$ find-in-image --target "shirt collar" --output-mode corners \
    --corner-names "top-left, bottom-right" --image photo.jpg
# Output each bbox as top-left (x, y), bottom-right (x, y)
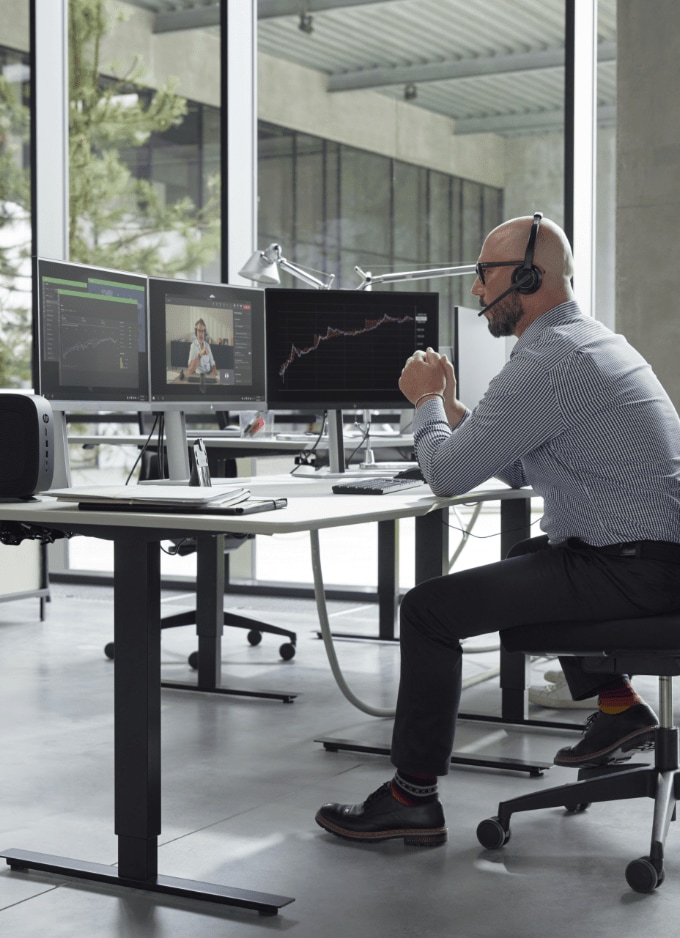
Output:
top-left (512, 300), bottom-right (583, 354)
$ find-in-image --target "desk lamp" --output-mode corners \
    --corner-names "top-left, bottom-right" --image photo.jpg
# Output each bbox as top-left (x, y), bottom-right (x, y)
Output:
top-left (354, 262), bottom-right (476, 290)
top-left (239, 242), bottom-right (335, 290)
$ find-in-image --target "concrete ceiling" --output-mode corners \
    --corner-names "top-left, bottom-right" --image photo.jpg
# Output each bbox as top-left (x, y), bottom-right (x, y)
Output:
top-left (126, 0), bottom-right (616, 137)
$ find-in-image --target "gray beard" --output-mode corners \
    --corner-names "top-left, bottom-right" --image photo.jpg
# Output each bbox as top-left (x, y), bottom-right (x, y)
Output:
top-left (485, 293), bottom-right (525, 337)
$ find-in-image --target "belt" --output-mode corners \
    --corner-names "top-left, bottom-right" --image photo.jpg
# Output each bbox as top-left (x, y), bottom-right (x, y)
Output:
top-left (572, 538), bottom-right (680, 564)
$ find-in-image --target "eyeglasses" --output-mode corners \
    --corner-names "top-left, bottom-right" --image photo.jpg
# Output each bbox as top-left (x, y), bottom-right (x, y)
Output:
top-left (475, 260), bottom-right (524, 285)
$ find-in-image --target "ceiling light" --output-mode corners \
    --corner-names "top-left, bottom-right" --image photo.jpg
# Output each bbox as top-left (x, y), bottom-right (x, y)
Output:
top-left (299, 12), bottom-right (313, 34)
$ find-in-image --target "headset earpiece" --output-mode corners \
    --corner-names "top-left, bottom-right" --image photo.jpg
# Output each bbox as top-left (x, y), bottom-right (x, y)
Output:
top-left (512, 264), bottom-right (542, 294)
top-left (512, 212), bottom-right (543, 295)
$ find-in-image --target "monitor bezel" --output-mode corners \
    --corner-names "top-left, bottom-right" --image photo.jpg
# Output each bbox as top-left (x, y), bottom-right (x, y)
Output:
top-left (148, 277), bottom-right (267, 414)
top-left (264, 287), bottom-right (440, 411)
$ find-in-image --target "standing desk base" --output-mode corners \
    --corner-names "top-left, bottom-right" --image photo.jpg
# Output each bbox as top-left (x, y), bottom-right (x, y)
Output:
top-left (161, 680), bottom-right (297, 702)
top-left (1, 849), bottom-right (294, 915)
top-left (314, 737), bottom-right (551, 777)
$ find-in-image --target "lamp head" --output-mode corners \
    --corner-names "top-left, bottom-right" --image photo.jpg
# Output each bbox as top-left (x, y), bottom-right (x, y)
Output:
top-left (238, 243), bottom-right (282, 285)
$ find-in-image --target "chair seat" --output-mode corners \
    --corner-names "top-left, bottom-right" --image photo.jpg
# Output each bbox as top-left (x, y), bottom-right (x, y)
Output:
top-left (502, 613), bottom-right (680, 674)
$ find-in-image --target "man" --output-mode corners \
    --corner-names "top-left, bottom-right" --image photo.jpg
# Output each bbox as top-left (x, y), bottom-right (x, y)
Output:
top-left (187, 318), bottom-right (217, 377)
top-left (315, 214), bottom-right (680, 846)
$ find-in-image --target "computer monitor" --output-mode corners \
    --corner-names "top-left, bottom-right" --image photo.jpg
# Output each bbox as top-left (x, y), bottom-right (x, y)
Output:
top-left (452, 305), bottom-right (513, 409)
top-left (35, 257), bottom-right (150, 411)
top-left (148, 277), bottom-right (266, 413)
top-left (264, 288), bottom-right (439, 410)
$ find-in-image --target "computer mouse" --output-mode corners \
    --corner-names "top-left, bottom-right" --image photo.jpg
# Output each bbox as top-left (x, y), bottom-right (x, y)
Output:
top-left (394, 466), bottom-right (425, 481)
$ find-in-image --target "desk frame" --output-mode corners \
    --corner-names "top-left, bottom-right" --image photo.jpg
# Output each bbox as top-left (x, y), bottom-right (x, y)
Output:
top-left (1, 517), bottom-right (294, 915)
top-left (0, 489), bottom-right (438, 913)
top-left (315, 495), bottom-right (555, 776)
top-left (0, 486), bottom-right (558, 912)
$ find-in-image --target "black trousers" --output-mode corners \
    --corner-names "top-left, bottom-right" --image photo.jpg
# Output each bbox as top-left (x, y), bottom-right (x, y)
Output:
top-left (391, 535), bottom-right (680, 776)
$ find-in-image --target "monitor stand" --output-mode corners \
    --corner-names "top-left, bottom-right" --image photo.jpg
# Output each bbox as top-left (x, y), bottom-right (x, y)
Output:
top-left (359, 409), bottom-right (375, 469)
top-left (327, 409), bottom-right (345, 474)
top-left (163, 410), bottom-right (191, 481)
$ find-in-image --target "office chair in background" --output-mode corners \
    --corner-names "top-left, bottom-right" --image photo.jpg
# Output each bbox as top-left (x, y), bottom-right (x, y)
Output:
top-left (103, 413), bottom-right (296, 666)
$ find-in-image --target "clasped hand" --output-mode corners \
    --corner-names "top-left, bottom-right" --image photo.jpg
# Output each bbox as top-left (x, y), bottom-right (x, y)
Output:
top-left (399, 347), bottom-right (449, 404)
top-left (399, 347), bottom-right (465, 428)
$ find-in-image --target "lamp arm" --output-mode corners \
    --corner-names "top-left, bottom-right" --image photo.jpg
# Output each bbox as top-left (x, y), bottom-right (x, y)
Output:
top-left (278, 256), bottom-right (335, 290)
top-left (354, 263), bottom-right (476, 291)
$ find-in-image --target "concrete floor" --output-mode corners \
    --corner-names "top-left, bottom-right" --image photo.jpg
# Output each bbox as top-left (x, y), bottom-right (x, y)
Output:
top-left (0, 577), bottom-right (677, 938)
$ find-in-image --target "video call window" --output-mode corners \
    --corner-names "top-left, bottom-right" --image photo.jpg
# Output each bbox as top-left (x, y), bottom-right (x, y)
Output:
top-left (148, 278), bottom-right (266, 408)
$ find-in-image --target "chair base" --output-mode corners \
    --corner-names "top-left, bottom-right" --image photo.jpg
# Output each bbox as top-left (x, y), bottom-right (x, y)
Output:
top-left (104, 610), bottom-right (297, 663)
top-left (162, 609), bottom-right (297, 661)
top-left (477, 726), bottom-right (680, 893)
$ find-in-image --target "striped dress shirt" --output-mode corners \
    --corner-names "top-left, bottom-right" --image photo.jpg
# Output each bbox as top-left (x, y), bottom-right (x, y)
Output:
top-left (413, 301), bottom-right (680, 546)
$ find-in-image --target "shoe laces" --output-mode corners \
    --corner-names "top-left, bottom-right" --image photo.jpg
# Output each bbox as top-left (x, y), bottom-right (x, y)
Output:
top-left (364, 782), bottom-right (392, 805)
top-left (580, 710), bottom-right (600, 735)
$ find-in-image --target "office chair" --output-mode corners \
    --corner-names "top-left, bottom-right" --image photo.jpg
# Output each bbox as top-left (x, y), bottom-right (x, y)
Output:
top-left (104, 414), bottom-right (296, 665)
top-left (476, 614), bottom-right (680, 893)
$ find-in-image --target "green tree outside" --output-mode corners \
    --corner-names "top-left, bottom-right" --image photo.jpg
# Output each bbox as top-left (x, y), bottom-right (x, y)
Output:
top-left (0, 0), bottom-right (221, 388)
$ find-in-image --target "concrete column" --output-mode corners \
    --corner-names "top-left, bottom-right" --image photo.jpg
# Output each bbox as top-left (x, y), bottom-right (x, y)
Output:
top-left (617, 1), bottom-right (680, 407)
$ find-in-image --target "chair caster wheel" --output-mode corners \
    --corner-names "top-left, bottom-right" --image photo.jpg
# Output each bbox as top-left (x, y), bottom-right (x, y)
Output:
top-left (188, 651), bottom-right (198, 670)
top-left (564, 802), bottom-right (590, 813)
top-left (104, 642), bottom-right (115, 660)
top-left (279, 642), bottom-right (296, 660)
top-left (476, 817), bottom-right (511, 849)
top-left (625, 856), bottom-right (665, 892)
top-left (247, 629), bottom-right (263, 646)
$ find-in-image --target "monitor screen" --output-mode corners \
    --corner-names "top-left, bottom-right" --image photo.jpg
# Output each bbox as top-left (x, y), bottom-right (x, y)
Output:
top-left (264, 288), bottom-right (439, 410)
top-left (148, 277), bottom-right (266, 412)
top-left (35, 258), bottom-right (150, 409)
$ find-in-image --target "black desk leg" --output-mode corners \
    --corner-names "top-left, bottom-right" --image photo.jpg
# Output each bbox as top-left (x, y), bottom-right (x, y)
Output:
top-left (161, 535), bottom-right (297, 702)
top-left (499, 498), bottom-right (532, 723)
top-left (2, 535), bottom-right (294, 914)
top-left (459, 496), bottom-right (580, 733)
top-left (377, 520), bottom-right (399, 640)
top-left (315, 519), bottom-right (401, 643)
top-left (195, 534), bottom-right (224, 691)
top-left (415, 506), bottom-right (449, 583)
top-left (114, 536), bottom-right (162, 880)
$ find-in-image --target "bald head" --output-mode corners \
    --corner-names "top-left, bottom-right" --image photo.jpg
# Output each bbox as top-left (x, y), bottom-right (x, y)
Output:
top-left (472, 215), bottom-right (575, 337)
top-left (484, 215), bottom-right (574, 290)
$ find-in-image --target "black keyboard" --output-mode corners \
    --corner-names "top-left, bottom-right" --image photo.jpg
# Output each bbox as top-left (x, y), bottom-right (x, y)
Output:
top-left (332, 477), bottom-right (424, 495)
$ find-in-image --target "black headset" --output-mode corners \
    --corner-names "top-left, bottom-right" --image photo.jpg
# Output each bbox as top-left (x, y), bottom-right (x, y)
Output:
top-left (511, 211), bottom-right (543, 295)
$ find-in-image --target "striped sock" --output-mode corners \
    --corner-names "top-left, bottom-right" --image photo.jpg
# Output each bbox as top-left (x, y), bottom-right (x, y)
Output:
top-left (391, 771), bottom-right (438, 806)
top-left (598, 679), bottom-right (642, 715)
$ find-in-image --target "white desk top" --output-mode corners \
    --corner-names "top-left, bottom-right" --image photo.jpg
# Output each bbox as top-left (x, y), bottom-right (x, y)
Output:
top-left (68, 432), bottom-right (414, 452)
top-left (1, 477), bottom-right (531, 539)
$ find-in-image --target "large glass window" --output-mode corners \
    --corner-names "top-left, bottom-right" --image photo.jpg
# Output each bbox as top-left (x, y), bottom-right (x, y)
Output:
top-left (258, 121), bottom-right (503, 347)
top-left (67, 0), bottom-right (220, 281)
top-left (0, 1), bottom-right (31, 390)
top-left (64, 0), bottom-right (223, 575)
